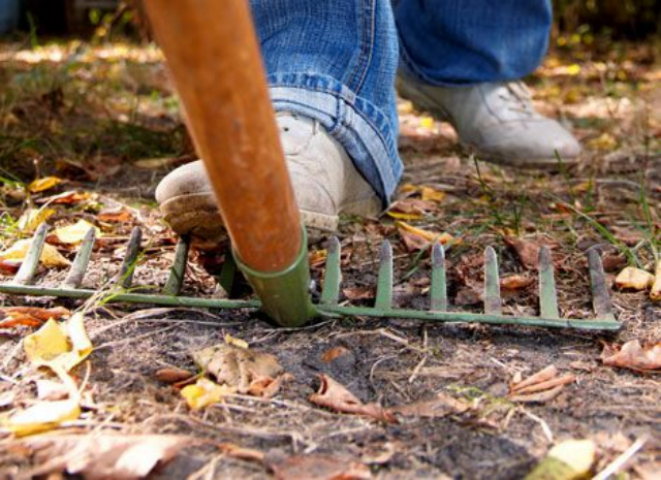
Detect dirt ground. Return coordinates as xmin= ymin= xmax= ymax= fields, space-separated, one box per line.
xmin=0 ymin=34 xmax=659 ymax=479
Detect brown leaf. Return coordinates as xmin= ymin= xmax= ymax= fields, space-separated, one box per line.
xmin=0 ymin=258 xmax=21 ymax=275
xmin=500 ymin=274 xmax=534 ymax=291
xmin=601 ymin=340 xmax=661 ymax=373
xmin=321 ymin=346 xmax=350 ymax=363
xmin=309 ymin=374 xmax=396 ymax=424
xmin=509 ymin=365 xmax=575 ymax=403
xmin=388 ymin=392 xmax=470 ymax=418
xmin=218 ymin=443 xmax=265 ymax=463
xmin=0 ymin=306 xmax=70 ymax=329
xmin=22 ymin=434 xmax=191 ymax=479
xmin=248 ymin=373 xmax=292 ymax=398
xmin=269 ymin=454 xmax=372 ymax=480
xmin=155 ymin=367 xmax=195 ymax=384
xmin=615 ymin=267 xmax=655 ymax=291
xmin=37 ymin=190 xmax=91 ymax=205
xmin=192 ymin=344 xmax=284 ymax=393
xmin=505 ymin=237 xmax=541 ymax=269
xmin=98 ymin=208 xmax=134 ymax=223
xmin=342 ymin=286 xmax=374 ymax=301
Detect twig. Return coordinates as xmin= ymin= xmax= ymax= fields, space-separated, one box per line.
xmin=593 ymin=436 xmax=647 ymax=480
xmin=519 ymin=408 xmax=554 ymax=443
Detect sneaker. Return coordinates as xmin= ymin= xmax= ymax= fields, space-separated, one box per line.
xmin=397 ymin=77 xmax=581 ymax=168
xmin=155 ymin=113 xmax=381 ymax=241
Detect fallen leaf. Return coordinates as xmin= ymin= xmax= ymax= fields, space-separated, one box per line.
xmin=525 ymin=439 xmax=596 ymax=480
xmin=501 ymin=274 xmax=534 ymax=290
xmin=24 ymin=313 xmax=92 ymax=373
xmin=615 ymin=266 xmax=655 ymax=291
xmin=601 ymin=340 xmax=661 ymax=373
xmin=420 ymin=186 xmax=446 ymax=203
xmin=192 ymin=344 xmax=283 ymax=393
xmin=505 ymin=237 xmax=541 ymax=270
xmin=2 ymin=398 xmax=80 ymax=436
xmin=17 ymin=207 xmax=56 ymax=232
xmin=247 ymin=373 xmax=292 ymax=399
xmin=0 ymin=306 xmax=70 ymax=329
xmin=38 ymin=190 xmax=91 ymax=205
xmin=218 ymin=443 xmax=265 ymax=463
xmin=309 ymin=249 xmax=327 ymax=269
xmin=0 ymin=239 xmax=70 ymax=269
xmin=342 ymin=286 xmax=374 ymax=301
xmin=309 ymin=374 xmax=396 ymax=423
xmin=97 ymin=207 xmax=133 ymax=223
xmin=35 ymin=379 xmax=71 ymax=401
xmin=396 ymin=222 xmax=454 ymax=252
xmin=321 ymin=346 xmax=350 ymax=363
xmin=389 ymin=392 xmax=470 ymax=418
xmin=28 ymin=176 xmax=62 ymax=193
xmin=181 ymin=378 xmax=236 ymax=409
xmin=649 ymin=260 xmax=661 ymax=301
xmin=49 ymin=219 xmax=101 ymax=245
xmin=587 ymin=132 xmax=617 ymax=150
xmin=269 ymin=454 xmax=372 ymax=480
xmin=155 ymin=367 xmax=195 ymax=384
xmin=134 ymin=157 xmax=179 ymax=169
xmin=21 ymin=434 xmax=191 ymax=479
xmin=509 ymin=365 xmax=575 ymax=403
xmin=224 ymin=333 xmax=249 ymax=349
xmin=387 ymin=210 xmax=423 ymax=221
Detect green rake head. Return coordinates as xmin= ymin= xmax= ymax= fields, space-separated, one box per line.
xmin=0 ymin=223 xmax=621 ymax=332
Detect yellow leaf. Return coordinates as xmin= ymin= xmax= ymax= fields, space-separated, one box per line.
xmin=587 ymin=133 xmax=617 ymax=151
xmin=566 ymin=63 xmax=581 ymax=76
xmin=396 ymin=221 xmax=454 ymax=245
xmin=17 ymin=207 xmax=56 ymax=232
xmin=181 ymin=378 xmax=236 ymax=410
xmin=224 ymin=333 xmax=249 ymax=349
xmin=525 ymin=439 xmax=595 ymax=480
xmin=419 ymin=116 xmax=435 ymax=129
xmin=2 ymin=398 xmax=80 ymax=436
xmin=387 ymin=211 xmax=422 ymax=221
xmin=420 ymin=186 xmax=446 ymax=203
xmin=51 ymin=219 xmax=101 ymax=244
xmin=28 ymin=176 xmax=63 ymax=193
xmin=24 ymin=313 xmax=92 ymax=373
xmin=651 ymin=260 xmax=661 ymax=301
xmin=0 ymin=239 xmax=70 ymax=268
xmin=399 ymin=184 xmax=419 ymax=194
xmin=615 ymin=267 xmax=655 ymax=291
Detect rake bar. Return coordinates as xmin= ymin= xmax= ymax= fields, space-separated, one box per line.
xmin=0 ymin=225 xmax=621 ymax=332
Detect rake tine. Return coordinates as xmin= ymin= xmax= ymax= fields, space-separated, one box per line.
xmin=162 ymin=235 xmax=190 ymax=295
xmin=118 ymin=226 xmax=142 ymax=289
xmin=538 ymin=246 xmax=560 ymax=318
xmin=374 ymin=240 xmax=393 ymax=310
xmin=587 ymin=248 xmax=616 ymax=321
xmin=61 ymin=227 xmax=96 ymax=289
xmin=13 ymin=223 xmax=49 ymax=286
xmin=430 ymin=242 xmax=447 ymax=312
xmin=484 ymin=246 xmax=502 ymax=316
xmin=320 ymin=236 xmax=341 ymax=305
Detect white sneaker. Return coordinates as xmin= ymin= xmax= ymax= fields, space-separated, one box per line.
xmin=155 ymin=113 xmax=381 ymax=240
xmin=397 ymin=77 xmax=581 ymax=168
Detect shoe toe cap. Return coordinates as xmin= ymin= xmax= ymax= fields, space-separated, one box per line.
xmin=155 ymin=160 xmax=211 ymax=204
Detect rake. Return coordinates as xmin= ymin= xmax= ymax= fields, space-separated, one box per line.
xmin=0 ymin=222 xmax=621 ymax=332
xmin=0 ymin=0 xmax=620 ymax=333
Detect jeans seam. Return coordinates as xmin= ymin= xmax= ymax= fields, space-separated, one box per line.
xmin=345 ymin=0 xmax=376 ymax=95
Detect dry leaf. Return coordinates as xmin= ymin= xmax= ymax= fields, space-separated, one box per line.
xmin=269 ymin=454 xmax=372 ymax=480
xmin=321 ymin=346 xmax=350 ymax=363
xmin=218 ymin=443 xmax=265 ymax=463
xmin=389 ymin=392 xmax=470 ymax=418
xmin=505 ymin=237 xmax=541 ymax=270
xmin=180 ymin=378 xmax=236 ymax=409
xmin=0 ymin=306 xmax=70 ymax=329
xmin=39 ymin=190 xmax=91 ymax=205
xmin=601 ymin=340 xmax=661 ymax=373
xmin=501 ymin=274 xmax=534 ymax=290
xmin=509 ymin=365 xmax=575 ymax=403
xmin=49 ymin=219 xmax=101 ymax=245
xmin=98 ymin=207 xmax=133 ymax=223
xmin=0 ymin=239 xmax=70 ymax=269
xmin=17 ymin=207 xmax=56 ymax=232
xmin=615 ymin=267 xmax=655 ymax=291
xmin=342 ymin=286 xmax=374 ymax=301
xmin=247 ymin=373 xmax=292 ymax=399
xmin=24 ymin=313 xmax=92 ymax=373
xmin=525 ymin=439 xmax=596 ymax=480
xmin=192 ymin=344 xmax=283 ymax=393
xmin=155 ymin=367 xmax=195 ymax=384
xmin=649 ymin=260 xmax=661 ymax=301
xmin=420 ymin=186 xmax=446 ymax=202
xmin=28 ymin=176 xmax=62 ymax=193
xmin=396 ymin=221 xmax=454 ymax=250
xmin=22 ymin=434 xmax=191 ymax=479
xmin=2 ymin=398 xmax=80 ymax=436
xmin=309 ymin=249 xmax=327 ymax=269
xmin=309 ymin=374 xmax=396 ymax=423
xmin=224 ymin=333 xmax=249 ymax=349
xmin=387 ymin=210 xmax=423 ymax=221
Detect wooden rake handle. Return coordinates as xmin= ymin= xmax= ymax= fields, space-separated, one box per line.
xmin=144 ymin=0 xmax=301 ymax=273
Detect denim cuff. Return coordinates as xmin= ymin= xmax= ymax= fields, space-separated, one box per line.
xmin=267 ymin=73 xmax=402 ymax=207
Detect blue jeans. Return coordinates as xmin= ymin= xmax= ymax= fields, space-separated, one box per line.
xmin=251 ymin=0 xmax=552 ymax=206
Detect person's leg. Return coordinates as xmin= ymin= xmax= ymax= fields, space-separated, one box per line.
xmin=394 ymin=0 xmax=581 ymax=167
xmin=157 ymin=0 xmax=402 ymax=236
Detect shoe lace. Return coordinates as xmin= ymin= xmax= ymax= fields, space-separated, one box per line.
xmin=499 ymin=82 xmax=536 ymax=117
